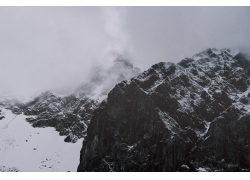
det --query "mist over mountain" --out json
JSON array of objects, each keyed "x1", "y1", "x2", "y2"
[
  {"x1": 0, "y1": 6, "x2": 250, "y2": 172},
  {"x1": 1, "y1": 57, "x2": 140, "y2": 143},
  {"x1": 1, "y1": 47, "x2": 250, "y2": 172},
  {"x1": 0, "y1": 7, "x2": 250, "y2": 99}
]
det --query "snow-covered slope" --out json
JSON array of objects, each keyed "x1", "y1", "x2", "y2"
[{"x1": 0, "y1": 107, "x2": 82, "y2": 172}]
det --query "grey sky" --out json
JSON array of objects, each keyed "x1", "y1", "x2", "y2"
[{"x1": 0, "y1": 6, "x2": 249, "y2": 99}]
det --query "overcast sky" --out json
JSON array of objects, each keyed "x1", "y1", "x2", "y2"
[{"x1": 0, "y1": 6, "x2": 250, "y2": 99}]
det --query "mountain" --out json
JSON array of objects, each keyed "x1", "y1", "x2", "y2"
[
  {"x1": 77, "y1": 48, "x2": 250, "y2": 172},
  {"x1": 12, "y1": 57, "x2": 140, "y2": 143}
]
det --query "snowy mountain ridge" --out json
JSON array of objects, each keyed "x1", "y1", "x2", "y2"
[{"x1": 78, "y1": 48, "x2": 250, "y2": 172}]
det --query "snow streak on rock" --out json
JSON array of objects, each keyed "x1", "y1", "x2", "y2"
[{"x1": 78, "y1": 48, "x2": 250, "y2": 172}]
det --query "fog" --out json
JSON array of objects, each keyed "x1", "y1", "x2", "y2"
[{"x1": 0, "y1": 6, "x2": 249, "y2": 99}]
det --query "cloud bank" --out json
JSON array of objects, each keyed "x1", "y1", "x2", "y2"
[{"x1": 0, "y1": 6, "x2": 249, "y2": 99}]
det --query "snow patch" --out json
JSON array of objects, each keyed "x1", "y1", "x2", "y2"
[
  {"x1": 198, "y1": 121, "x2": 211, "y2": 137},
  {"x1": 197, "y1": 167, "x2": 209, "y2": 172},
  {"x1": 237, "y1": 86, "x2": 250, "y2": 98},
  {"x1": 127, "y1": 144, "x2": 137, "y2": 151},
  {"x1": 203, "y1": 87, "x2": 209, "y2": 94},
  {"x1": 164, "y1": 62, "x2": 174, "y2": 69},
  {"x1": 158, "y1": 111, "x2": 179, "y2": 133},
  {"x1": 215, "y1": 89, "x2": 222, "y2": 93}
]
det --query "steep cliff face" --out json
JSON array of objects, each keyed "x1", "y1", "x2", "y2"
[
  {"x1": 78, "y1": 48, "x2": 250, "y2": 171},
  {"x1": 191, "y1": 97, "x2": 250, "y2": 171},
  {"x1": 78, "y1": 81, "x2": 193, "y2": 171}
]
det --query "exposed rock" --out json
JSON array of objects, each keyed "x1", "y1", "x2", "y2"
[
  {"x1": 0, "y1": 109, "x2": 4, "y2": 120},
  {"x1": 78, "y1": 48, "x2": 250, "y2": 171}
]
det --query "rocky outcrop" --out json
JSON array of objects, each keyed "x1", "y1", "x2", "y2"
[
  {"x1": 23, "y1": 92, "x2": 94, "y2": 143},
  {"x1": 0, "y1": 109, "x2": 4, "y2": 120},
  {"x1": 78, "y1": 48, "x2": 250, "y2": 171}
]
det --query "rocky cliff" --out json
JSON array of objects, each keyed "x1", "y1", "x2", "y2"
[{"x1": 78, "y1": 48, "x2": 250, "y2": 171}]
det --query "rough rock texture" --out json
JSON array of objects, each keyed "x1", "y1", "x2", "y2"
[
  {"x1": 78, "y1": 81, "x2": 193, "y2": 171},
  {"x1": 78, "y1": 48, "x2": 250, "y2": 171},
  {"x1": 23, "y1": 92, "x2": 94, "y2": 143},
  {"x1": 191, "y1": 100, "x2": 250, "y2": 171}
]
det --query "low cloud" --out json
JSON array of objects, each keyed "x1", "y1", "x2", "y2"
[{"x1": 0, "y1": 6, "x2": 249, "y2": 99}]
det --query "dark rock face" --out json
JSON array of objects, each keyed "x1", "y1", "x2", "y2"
[
  {"x1": 78, "y1": 48, "x2": 250, "y2": 171},
  {"x1": 78, "y1": 81, "x2": 193, "y2": 171},
  {"x1": 191, "y1": 100, "x2": 250, "y2": 171}
]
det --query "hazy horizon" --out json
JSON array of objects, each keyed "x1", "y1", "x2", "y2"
[{"x1": 0, "y1": 6, "x2": 250, "y2": 99}]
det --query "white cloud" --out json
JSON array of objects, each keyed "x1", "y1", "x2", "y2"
[{"x1": 0, "y1": 6, "x2": 249, "y2": 99}]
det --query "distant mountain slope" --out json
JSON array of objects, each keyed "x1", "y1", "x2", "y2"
[
  {"x1": 13, "y1": 57, "x2": 140, "y2": 143},
  {"x1": 78, "y1": 48, "x2": 250, "y2": 172}
]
